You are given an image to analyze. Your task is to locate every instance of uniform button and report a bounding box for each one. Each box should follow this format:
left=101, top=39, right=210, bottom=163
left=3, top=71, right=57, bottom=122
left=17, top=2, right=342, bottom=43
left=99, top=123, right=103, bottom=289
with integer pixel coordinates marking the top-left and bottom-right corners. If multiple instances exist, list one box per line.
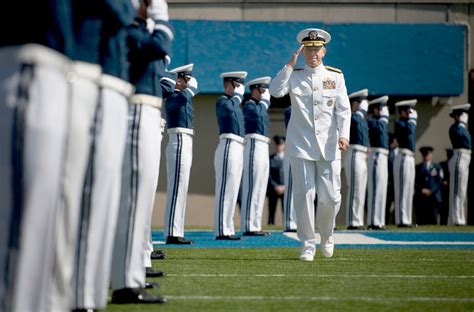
left=314, top=116, right=319, bottom=120
left=313, top=100, right=319, bottom=105
left=313, top=87, right=318, bottom=91
left=316, top=131, right=320, bottom=135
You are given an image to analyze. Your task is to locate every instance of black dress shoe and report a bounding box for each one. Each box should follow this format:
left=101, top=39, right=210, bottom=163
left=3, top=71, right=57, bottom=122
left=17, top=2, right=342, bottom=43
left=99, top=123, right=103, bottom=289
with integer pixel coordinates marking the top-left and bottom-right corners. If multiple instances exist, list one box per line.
left=347, top=226, right=364, bottom=230
left=283, top=229, right=297, bottom=233
left=146, top=267, right=166, bottom=278
left=151, top=249, right=166, bottom=260
left=166, top=236, right=194, bottom=244
left=215, top=235, right=242, bottom=240
left=111, top=288, right=167, bottom=304
left=243, top=231, right=271, bottom=236
left=145, top=281, right=159, bottom=289
left=368, top=225, right=386, bottom=230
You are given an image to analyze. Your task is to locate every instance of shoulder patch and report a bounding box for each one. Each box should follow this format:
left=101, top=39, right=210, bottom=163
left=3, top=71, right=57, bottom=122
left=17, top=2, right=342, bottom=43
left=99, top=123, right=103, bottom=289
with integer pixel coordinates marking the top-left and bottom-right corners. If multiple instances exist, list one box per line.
left=325, top=65, right=342, bottom=74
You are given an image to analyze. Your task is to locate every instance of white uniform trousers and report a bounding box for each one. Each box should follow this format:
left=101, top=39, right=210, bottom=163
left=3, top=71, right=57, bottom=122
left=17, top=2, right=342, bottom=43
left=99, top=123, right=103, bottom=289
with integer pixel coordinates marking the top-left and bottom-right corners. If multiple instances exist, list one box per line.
left=71, top=76, right=131, bottom=309
left=343, top=146, right=368, bottom=227
left=240, top=137, right=270, bottom=232
left=290, top=156, right=342, bottom=249
left=164, top=130, right=194, bottom=238
left=0, top=45, right=71, bottom=312
left=214, top=135, right=244, bottom=237
left=448, top=149, right=471, bottom=225
left=283, top=155, right=297, bottom=231
left=393, top=150, right=415, bottom=225
left=111, top=97, right=162, bottom=290
left=367, top=150, right=388, bottom=227
left=49, top=61, right=101, bottom=312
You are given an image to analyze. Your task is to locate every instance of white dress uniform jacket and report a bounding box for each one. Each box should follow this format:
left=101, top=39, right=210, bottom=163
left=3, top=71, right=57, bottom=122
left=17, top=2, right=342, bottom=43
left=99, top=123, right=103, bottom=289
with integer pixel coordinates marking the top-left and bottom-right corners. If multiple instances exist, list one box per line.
left=269, top=64, right=351, bottom=161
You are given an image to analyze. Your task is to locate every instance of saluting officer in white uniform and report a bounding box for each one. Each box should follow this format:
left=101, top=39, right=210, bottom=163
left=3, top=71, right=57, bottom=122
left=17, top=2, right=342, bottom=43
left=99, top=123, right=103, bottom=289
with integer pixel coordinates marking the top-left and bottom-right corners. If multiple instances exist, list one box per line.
left=270, top=28, right=351, bottom=262
left=164, top=64, right=199, bottom=244
left=393, top=99, right=418, bottom=227
left=367, top=96, right=390, bottom=229
left=344, top=89, right=370, bottom=230
left=241, top=76, right=273, bottom=236
left=214, top=71, right=247, bottom=240
left=448, top=103, right=471, bottom=225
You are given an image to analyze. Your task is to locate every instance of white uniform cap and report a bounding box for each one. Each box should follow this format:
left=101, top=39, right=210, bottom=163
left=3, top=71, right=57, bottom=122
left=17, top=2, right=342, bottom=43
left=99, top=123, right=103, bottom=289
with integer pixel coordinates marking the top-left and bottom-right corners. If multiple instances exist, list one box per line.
left=395, top=99, right=417, bottom=107
left=170, top=63, right=194, bottom=75
left=246, top=76, right=271, bottom=89
left=450, top=103, right=470, bottom=112
left=348, top=88, right=368, bottom=99
left=369, top=96, right=389, bottom=107
left=220, top=71, right=248, bottom=84
left=297, top=28, right=331, bottom=47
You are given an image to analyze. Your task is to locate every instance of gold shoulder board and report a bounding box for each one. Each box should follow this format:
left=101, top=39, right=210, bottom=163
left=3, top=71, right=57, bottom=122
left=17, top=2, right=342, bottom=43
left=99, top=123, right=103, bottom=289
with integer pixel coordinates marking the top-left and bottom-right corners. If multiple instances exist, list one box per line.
left=325, top=65, right=342, bottom=74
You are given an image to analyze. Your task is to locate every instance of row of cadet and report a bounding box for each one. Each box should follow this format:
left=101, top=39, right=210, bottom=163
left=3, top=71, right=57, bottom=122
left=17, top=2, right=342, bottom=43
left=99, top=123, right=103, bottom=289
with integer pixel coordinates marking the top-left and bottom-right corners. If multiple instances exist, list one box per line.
left=343, top=89, right=471, bottom=229
left=0, top=0, right=197, bottom=309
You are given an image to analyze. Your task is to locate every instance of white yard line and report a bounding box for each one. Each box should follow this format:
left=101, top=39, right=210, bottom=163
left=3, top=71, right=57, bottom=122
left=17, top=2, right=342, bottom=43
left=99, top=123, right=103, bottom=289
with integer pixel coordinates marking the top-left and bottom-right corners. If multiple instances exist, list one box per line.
left=165, top=273, right=474, bottom=279
left=166, top=295, right=474, bottom=303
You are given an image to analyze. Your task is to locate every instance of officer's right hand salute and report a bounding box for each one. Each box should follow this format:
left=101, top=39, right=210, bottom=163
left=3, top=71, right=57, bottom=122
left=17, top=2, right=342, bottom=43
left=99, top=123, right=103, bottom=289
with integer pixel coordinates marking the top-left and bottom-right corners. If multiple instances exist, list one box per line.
left=186, top=76, right=199, bottom=97
left=409, top=109, right=418, bottom=124
left=286, top=44, right=304, bottom=68
left=147, top=0, right=169, bottom=21
left=233, top=83, right=245, bottom=102
left=260, top=89, right=271, bottom=109
left=380, top=106, right=390, bottom=120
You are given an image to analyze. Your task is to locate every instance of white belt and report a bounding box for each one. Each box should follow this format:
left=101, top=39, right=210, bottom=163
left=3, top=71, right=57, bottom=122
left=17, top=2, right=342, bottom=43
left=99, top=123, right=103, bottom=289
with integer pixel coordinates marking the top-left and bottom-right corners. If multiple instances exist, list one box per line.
left=245, top=133, right=271, bottom=144
left=168, top=127, right=194, bottom=136
left=454, top=148, right=472, bottom=155
left=70, top=61, right=102, bottom=83
left=371, top=147, right=389, bottom=156
left=398, top=148, right=414, bottom=157
left=100, top=74, right=134, bottom=97
left=129, top=94, right=162, bottom=109
left=0, top=44, right=71, bottom=76
left=219, top=133, right=245, bottom=144
left=350, top=144, right=368, bottom=153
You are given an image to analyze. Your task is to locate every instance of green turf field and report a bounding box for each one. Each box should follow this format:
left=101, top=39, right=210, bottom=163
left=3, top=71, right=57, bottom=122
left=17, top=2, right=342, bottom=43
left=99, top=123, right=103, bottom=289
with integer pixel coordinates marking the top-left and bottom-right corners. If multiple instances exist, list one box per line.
left=107, top=247, right=474, bottom=311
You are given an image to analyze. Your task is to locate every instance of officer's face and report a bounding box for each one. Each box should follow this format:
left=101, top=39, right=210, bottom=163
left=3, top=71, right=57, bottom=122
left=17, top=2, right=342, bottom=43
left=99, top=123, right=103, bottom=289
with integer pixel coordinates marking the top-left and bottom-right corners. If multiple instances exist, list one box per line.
left=176, top=77, right=187, bottom=90
left=302, top=46, right=326, bottom=67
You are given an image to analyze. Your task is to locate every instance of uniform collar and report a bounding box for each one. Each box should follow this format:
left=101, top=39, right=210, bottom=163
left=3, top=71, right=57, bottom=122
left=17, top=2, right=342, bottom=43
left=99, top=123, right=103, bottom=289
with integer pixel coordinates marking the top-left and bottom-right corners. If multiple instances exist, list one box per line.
left=304, top=62, right=324, bottom=74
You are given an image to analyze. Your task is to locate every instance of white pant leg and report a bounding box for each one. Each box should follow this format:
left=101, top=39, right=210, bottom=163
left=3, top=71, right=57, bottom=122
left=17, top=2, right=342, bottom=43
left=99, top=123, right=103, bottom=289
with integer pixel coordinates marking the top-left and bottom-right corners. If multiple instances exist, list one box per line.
left=344, top=148, right=367, bottom=227
left=49, top=62, right=100, bottom=312
left=72, top=86, right=128, bottom=309
left=2, top=46, right=70, bottom=312
left=214, top=139, right=244, bottom=237
left=241, top=139, right=270, bottom=232
left=448, top=151, right=471, bottom=225
left=283, top=155, right=297, bottom=231
left=289, top=157, right=317, bottom=249
left=144, top=235, right=153, bottom=269
left=394, top=153, right=415, bottom=225
left=316, top=159, right=342, bottom=240
left=164, top=132, right=193, bottom=238
left=367, top=152, right=388, bottom=227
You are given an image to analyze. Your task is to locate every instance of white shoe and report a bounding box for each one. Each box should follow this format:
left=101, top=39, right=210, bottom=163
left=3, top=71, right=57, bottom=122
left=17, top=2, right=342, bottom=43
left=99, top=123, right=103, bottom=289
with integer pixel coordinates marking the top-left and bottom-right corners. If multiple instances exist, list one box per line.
left=299, top=246, right=315, bottom=262
left=320, top=236, right=334, bottom=258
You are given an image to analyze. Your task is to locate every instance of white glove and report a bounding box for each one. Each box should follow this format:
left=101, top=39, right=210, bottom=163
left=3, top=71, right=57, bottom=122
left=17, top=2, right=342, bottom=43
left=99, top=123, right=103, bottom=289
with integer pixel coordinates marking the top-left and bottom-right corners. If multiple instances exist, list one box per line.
left=233, top=83, right=245, bottom=98
left=146, top=18, right=155, bottom=33
left=359, top=99, right=368, bottom=112
left=131, top=0, right=140, bottom=10
left=380, top=106, right=389, bottom=118
left=460, top=112, right=469, bottom=124
left=408, top=109, right=418, bottom=120
left=260, top=89, right=270, bottom=102
left=187, top=76, right=198, bottom=90
left=147, top=0, right=169, bottom=21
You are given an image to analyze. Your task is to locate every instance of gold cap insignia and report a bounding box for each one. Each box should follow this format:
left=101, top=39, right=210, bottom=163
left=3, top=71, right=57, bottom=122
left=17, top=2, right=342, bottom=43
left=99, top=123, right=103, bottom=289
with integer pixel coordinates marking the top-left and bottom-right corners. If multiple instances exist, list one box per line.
left=309, top=31, right=318, bottom=40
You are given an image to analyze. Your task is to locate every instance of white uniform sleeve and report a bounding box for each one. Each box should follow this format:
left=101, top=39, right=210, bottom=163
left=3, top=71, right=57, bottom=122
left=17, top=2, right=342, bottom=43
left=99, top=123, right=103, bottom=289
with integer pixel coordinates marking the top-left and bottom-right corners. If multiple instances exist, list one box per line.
left=335, top=73, right=351, bottom=140
left=269, top=65, right=293, bottom=98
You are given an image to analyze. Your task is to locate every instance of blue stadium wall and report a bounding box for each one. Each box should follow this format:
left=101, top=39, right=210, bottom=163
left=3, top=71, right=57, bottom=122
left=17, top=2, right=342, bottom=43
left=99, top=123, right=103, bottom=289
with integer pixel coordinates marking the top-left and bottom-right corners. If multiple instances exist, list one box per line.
left=169, top=20, right=466, bottom=97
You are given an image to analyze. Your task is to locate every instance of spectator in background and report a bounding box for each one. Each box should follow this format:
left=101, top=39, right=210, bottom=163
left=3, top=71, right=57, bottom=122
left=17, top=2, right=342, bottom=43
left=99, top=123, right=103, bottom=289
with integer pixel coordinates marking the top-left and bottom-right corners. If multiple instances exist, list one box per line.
left=440, top=149, right=453, bottom=225
left=414, top=146, right=443, bottom=225
left=267, top=135, right=286, bottom=225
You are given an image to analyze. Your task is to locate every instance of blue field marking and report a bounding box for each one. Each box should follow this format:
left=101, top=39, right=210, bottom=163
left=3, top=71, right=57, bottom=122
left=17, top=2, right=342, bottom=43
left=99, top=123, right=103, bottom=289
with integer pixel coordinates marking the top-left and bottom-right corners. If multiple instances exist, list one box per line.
left=152, top=231, right=474, bottom=249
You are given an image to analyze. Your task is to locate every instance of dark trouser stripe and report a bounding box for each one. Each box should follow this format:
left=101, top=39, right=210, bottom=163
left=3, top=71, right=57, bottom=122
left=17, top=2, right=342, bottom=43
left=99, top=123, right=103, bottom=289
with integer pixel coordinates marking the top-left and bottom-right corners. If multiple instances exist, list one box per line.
left=168, top=133, right=182, bottom=237
left=245, top=139, right=255, bottom=232
left=398, top=155, right=405, bottom=224
left=349, top=150, right=356, bottom=225
left=74, top=89, right=102, bottom=306
left=125, top=104, right=141, bottom=278
left=370, top=153, right=378, bottom=226
left=4, top=64, right=34, bottom=312
left=285, top=166, right=293, bottom=230
left=218, top=139, right=231, bottom=236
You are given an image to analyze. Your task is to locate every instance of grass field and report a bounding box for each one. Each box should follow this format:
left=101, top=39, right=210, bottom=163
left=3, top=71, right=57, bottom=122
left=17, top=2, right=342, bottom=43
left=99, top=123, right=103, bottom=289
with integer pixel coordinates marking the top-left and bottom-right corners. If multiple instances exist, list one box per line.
left=106, top=227, right=474, bottom=311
